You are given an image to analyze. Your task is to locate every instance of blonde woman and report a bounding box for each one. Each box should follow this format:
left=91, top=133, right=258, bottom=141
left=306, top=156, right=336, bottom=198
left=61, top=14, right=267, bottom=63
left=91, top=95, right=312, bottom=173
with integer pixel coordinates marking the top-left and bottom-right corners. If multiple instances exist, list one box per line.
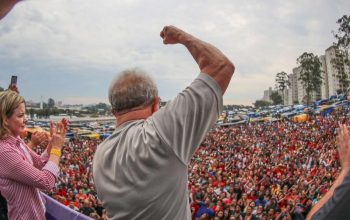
left=0, top=90, right=66, bottom=220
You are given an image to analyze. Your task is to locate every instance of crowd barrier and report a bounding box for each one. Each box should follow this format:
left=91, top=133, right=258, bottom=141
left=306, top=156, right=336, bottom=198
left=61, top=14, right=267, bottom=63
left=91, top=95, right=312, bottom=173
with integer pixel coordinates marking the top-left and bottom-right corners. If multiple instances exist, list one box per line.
left=42, top=193, right=92, bottom=220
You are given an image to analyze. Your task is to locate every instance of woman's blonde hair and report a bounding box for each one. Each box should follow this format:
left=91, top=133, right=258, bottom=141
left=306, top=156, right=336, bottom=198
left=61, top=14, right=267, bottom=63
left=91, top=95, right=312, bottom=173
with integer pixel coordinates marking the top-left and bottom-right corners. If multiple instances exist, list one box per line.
left=0, top=90, right=25, bottom=139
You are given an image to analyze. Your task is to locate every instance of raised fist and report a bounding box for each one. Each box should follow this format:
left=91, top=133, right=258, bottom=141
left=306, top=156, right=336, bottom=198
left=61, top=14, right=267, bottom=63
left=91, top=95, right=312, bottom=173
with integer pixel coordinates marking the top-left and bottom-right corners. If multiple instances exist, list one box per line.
left=160, top=25, right=186, bottom=45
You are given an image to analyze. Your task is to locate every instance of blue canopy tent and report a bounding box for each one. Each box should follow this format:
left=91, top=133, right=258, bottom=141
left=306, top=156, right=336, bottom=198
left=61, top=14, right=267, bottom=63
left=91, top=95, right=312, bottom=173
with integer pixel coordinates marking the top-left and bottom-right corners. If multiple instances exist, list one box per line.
left=247, top=112, right=258, bottom=118
left=338, top=95, right=346, bottom=101
left=335, top=100, right=350, bottom=107
left=99, top=133, right=111, bottom=140
left=281, top=111, right=298, bottom=118
left=314, top=99, right=328, bottom=106
left=320, top=106, right=335, bottom=117
left=330, top=95, right=337, bottom=100
left=65, top=132, right=74, bottom=138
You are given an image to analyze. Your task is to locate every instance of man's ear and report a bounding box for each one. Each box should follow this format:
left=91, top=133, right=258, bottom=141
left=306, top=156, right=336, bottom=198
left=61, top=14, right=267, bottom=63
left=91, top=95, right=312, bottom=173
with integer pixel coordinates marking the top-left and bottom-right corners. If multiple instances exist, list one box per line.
left=111, top=109, right=118, bottom=117
left=152, top=97, right=160, bottom=113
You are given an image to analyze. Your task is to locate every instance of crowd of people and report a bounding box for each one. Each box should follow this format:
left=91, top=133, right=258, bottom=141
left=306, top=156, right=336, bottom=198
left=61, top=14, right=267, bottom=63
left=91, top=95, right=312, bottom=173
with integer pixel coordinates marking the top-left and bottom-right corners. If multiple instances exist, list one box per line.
left=31, top=138, right=106, bottom=219
left=2, top=2, right=349, bottom=219
left=26, top=105, right=347, bottom=220
left=188, top=109, right=347, bottom=220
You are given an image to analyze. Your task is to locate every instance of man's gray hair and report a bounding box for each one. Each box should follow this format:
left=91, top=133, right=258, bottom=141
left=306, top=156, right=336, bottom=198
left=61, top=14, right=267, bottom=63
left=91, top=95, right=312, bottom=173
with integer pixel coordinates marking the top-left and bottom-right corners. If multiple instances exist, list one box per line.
left=108, top=68, right=158, bottom=113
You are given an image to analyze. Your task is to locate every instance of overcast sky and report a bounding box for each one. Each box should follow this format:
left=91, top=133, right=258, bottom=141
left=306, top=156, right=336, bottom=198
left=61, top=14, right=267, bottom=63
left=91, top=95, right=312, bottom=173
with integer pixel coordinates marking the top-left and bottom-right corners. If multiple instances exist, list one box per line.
left=0, top=0, right=349, bottom=105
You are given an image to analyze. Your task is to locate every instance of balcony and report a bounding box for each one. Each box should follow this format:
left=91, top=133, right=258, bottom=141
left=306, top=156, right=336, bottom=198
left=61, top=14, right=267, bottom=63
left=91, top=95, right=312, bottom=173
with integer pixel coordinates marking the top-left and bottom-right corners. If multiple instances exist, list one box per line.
left=42, top=193, right=92, bottom=220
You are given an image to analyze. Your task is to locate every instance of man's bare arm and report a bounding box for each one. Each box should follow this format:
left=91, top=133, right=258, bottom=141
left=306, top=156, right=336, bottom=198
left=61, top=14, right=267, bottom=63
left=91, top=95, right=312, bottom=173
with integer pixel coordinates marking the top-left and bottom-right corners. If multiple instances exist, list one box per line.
left=0, top=0, right=19, bottom=20
left=160, top=25, right=235, bottom=94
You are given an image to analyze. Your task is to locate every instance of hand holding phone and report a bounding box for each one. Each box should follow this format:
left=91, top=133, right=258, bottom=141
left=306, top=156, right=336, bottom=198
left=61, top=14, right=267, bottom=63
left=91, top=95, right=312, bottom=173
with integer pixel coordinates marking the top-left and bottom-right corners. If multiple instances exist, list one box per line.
left=11, top=75, right=17, bottom=85
left=8, top=75, right=19, bottom=93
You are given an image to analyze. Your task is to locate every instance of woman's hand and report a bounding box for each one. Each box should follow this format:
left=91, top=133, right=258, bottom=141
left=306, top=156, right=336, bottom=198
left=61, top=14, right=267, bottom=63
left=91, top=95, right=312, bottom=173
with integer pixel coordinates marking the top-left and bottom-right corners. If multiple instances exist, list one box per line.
left=29, top=131, right=48, bottom=148
left=8, top=84, right=19, bottom=93
left=49, top=120, right=68, bottom=151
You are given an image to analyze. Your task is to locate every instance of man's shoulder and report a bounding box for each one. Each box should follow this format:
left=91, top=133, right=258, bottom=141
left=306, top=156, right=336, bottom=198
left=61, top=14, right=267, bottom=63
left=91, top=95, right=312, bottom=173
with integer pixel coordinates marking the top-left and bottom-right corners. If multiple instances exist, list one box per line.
left=94, top=119, right=162, bottom=156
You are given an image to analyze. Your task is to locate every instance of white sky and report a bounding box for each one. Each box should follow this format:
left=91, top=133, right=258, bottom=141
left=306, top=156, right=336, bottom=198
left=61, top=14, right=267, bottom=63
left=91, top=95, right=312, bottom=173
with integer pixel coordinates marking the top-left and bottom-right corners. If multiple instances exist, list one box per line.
left=0, top=0, right=349, bottom=105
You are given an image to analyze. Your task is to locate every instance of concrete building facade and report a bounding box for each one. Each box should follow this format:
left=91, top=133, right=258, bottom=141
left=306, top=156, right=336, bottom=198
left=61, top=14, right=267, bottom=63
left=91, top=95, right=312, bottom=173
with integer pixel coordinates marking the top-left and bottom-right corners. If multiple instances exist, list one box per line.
left=262, top=45, right=350, bottom=105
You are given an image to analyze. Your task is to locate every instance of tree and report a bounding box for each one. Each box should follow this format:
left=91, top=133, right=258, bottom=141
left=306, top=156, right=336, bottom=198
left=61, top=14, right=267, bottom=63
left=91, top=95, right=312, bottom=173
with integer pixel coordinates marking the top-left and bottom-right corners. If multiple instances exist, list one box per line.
left=43, top=102, right=48, bottom=109
left=297, top=52, right=323, bottom=105
left=254, top=100, right=271, bottom=108
left=270, top=91, right=283, bottom=105
left=0, top=86, right=4, bottom=92
left=332, top=15, right=350, bottom=94
left=44, top=108, right=50, bottom=118
left=275, top=71, right=290, bottom=104
left=48, top=98, right=55, bottom=109
left=334, top=15, right=350, bottom=57
left=28, top=108, right=34, bottom=119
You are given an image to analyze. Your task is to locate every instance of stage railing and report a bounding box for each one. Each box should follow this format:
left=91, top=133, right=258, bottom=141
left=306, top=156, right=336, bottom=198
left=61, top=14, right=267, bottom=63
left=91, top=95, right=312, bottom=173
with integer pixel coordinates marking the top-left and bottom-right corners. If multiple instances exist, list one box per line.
left=42, top=193, right=92, bottom=220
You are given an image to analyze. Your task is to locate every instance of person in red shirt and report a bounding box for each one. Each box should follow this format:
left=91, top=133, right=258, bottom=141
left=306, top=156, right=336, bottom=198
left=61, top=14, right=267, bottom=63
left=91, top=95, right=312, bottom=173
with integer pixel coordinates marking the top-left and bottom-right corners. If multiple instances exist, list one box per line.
left=75, top=189, right=88, bottom=201
left=57, top=186, right=68, bottom=198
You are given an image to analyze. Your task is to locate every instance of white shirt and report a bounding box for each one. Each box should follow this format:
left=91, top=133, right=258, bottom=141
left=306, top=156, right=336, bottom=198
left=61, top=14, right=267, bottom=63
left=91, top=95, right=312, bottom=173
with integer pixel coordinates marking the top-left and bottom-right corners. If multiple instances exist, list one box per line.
left=93, top=73, right=223, bottom=220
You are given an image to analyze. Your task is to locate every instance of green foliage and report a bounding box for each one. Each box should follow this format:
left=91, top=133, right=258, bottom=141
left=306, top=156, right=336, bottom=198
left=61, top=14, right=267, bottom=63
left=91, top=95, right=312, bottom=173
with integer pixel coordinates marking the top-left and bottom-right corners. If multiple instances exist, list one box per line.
left=332, top=15, right=350, bottom=94
left=275, top=71, right=289, bottom=105
left=0, top=86, right=4, bottom=92
left=297, top=52, right=323, bottom=105
left=224, top=104, right=253, bottom=110
left=83, top=102, right=111, bottom=116
left=254, top=100, right=271, bottom=108
left=27, top=103, right=111, bottom=119
left=48, top=98, right=55, bottom=109
left=334, top=15, right=350, bottom=54
left=28, top=108, right=34, bottom=119
left=270, top=91, right=283, bottom=105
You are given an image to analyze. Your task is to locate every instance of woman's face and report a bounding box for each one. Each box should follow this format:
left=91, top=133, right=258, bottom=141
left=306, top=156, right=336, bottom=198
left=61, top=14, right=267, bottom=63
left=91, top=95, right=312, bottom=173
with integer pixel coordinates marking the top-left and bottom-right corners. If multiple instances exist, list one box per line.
left=6, top=103, right=26, bottom=137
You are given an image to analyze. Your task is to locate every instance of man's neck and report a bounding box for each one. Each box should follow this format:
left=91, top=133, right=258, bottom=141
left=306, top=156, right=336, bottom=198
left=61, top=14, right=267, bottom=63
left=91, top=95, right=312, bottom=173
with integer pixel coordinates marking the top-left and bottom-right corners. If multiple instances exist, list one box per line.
left=116, top=107, right=153, bottom=127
